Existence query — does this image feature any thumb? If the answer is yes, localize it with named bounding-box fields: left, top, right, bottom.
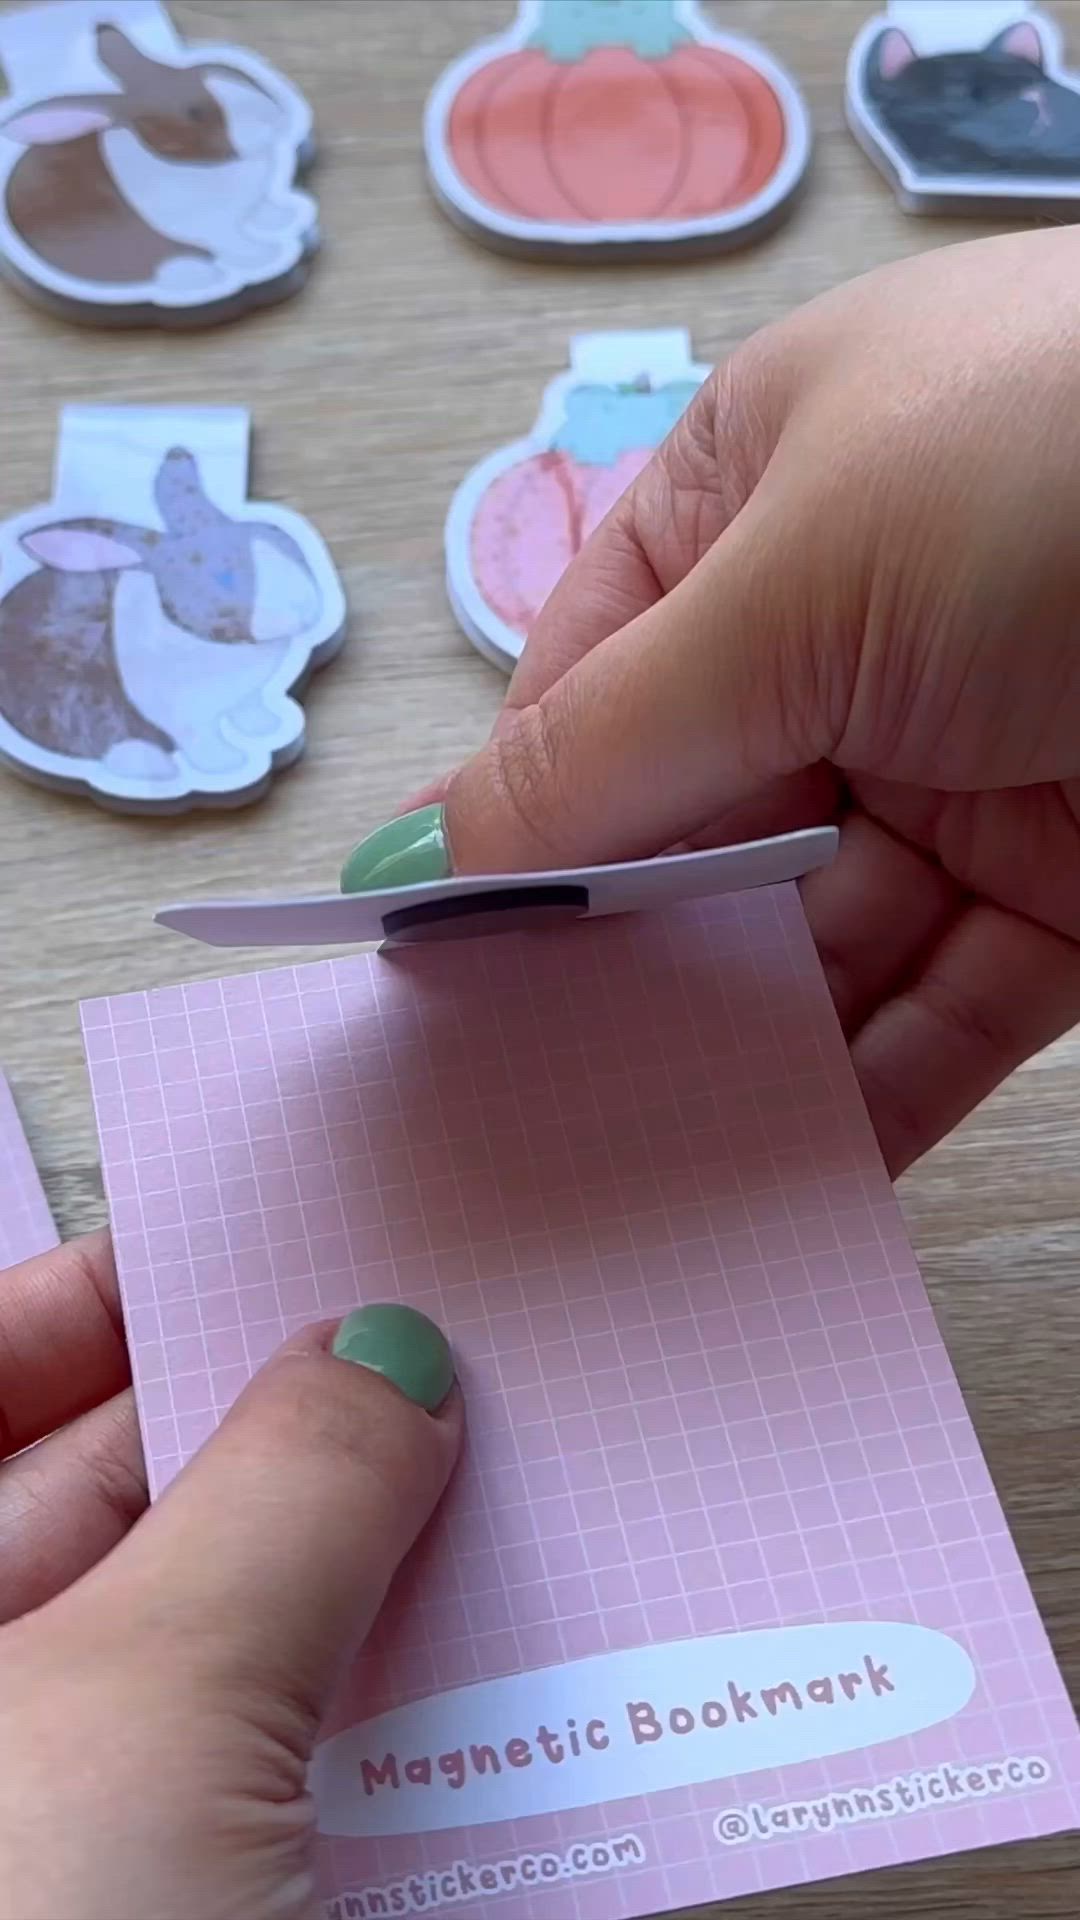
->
left=83, top=1308, right=461, bottom=1738
left=441, top=489, right=844, bottom=874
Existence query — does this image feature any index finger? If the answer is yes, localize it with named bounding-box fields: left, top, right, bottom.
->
left=0, top=1231, right=129, bottom=1457
left=499, top=487, right=662, bottom=717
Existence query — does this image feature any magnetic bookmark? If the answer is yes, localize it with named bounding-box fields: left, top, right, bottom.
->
left=0, top=406, right=346, bottom=812
left=0, top=0, right=317, bottom=323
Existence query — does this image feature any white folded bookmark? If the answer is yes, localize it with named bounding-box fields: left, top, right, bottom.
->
left=155, top=826, right=838, bottom=949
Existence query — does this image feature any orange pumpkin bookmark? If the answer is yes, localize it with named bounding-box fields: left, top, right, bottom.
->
left=424, top=0, right=811, bottom=257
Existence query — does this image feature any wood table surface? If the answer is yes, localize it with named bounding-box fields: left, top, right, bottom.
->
left=0, top=1, right=1076, bottom=1912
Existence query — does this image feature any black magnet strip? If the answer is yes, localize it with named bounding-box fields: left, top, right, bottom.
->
left=381, top=884, right=590, bottom=945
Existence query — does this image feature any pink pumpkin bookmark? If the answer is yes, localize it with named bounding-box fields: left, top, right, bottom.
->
left=446, top=329, right=709, bottom=673
left=425, top=0, right=811, bottom=258
left=0, top=1072, right=57, bottom=1268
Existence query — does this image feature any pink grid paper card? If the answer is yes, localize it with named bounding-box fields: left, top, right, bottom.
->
left=0, top=1071, right=57, bottom=1268
left=81, top=884, right=1080, bottom=1919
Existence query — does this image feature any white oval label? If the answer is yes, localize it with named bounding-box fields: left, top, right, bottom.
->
left=313, top=1621, right=976, bottom=1837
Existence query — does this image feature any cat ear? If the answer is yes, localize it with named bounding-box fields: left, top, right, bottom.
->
left=871, top=28, right=917, bottom=83
left=989, top=21, right=1044, bottom=68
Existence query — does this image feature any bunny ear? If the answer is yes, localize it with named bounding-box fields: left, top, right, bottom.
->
left=21, top=522, right=147, bottom=572
left=1, top=101, right=114, bottom=144
left=95, top=23, right=160, bottom=87
left=154, top=448, right=228, bottom=535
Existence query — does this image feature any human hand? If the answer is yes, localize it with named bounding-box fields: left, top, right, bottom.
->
left=0, top=1233, right=460, bottom=1920
left=347, top=227, right=1080, bottom=1175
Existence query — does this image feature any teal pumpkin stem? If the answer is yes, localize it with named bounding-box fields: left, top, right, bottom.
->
left=551, top=376, right=703, bottom=467
left=529, top=0, right=690, bottom=64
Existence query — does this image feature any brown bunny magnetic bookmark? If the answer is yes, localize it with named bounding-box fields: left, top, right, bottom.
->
left=0, top=406, right=347, bottom=812
left=0, top=0, right=317, bottom=325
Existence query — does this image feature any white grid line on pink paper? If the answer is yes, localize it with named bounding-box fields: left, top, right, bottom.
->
left=719, top=894, right=868, bottom=1891
left=0, top=1071, right=58, bottom=1269
left=80, top=886, right=1080, bottom=1920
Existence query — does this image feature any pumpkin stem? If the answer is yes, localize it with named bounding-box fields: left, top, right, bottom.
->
left=529, top=0, right=690, bottom=64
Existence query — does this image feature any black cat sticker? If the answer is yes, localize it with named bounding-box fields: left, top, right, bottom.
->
left=847, top=5, right=1080, bottom=213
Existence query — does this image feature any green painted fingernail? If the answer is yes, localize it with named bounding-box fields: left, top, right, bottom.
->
left=332, top=1303, right=455, bottom=1412
left=340, top=805, right=450, bottom=894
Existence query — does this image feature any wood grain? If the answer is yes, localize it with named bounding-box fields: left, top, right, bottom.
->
left=0, top=2, right=1076, bottom=1911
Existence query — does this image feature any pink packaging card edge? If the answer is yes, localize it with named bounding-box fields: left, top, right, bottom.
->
left=0, top=1070, right=58, bottom=1268
left=80, top=885, right=1080, bottom=1917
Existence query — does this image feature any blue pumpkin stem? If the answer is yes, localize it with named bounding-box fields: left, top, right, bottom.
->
left=529, top=1, right=690, bottom=64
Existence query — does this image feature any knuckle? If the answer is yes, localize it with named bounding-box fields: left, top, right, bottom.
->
left=483, top=703, right=578, bottom=868
left=854, top=1054, right=927, bottom=1179
left=706, top=345, right=782, bottom=489
left=251, top=1350, right=415, bottom=1463
left=628, top=349, right=784, bottom=588
left=666, top=369, right=722, bottom=487
left=236, top=1350, right=451, bottom=1519
left=83, top=1420, right=148, bottom=1535
left=916, top=968, right=1007, bottom=1064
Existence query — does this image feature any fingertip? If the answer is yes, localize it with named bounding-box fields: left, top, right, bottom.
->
left=264, top=1318, right=462, bottom=1452
left=330, top=1302, right=456, bottom=1414
left=431, top=1375, right=466, bottom=1444
left=394, top=775, right=452, bottom=816
left=442, top=704, right=571, bottom=876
